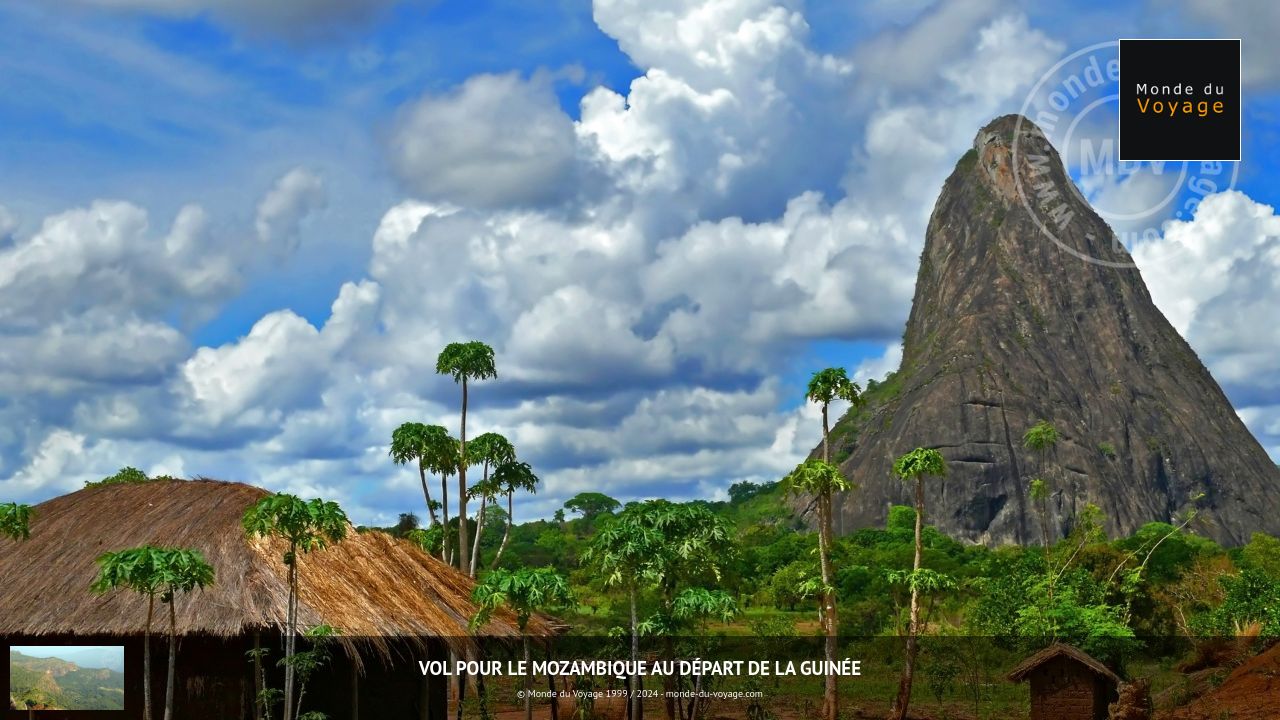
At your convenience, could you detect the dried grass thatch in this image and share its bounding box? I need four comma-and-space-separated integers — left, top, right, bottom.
0, 479, 553, 655
1007, 643, 1121, 684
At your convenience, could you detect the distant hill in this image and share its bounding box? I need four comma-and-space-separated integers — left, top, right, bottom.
9, 650, 124, 710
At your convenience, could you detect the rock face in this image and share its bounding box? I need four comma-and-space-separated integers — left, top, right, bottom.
818, 114, 1280, 546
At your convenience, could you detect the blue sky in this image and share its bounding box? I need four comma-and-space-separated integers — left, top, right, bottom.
1, 0, 1279, 525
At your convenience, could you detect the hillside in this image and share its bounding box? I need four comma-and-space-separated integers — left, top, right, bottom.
9, 650, 125, 710
813, 114, 1280, 546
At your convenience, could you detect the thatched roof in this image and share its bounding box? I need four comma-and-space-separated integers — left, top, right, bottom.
1007, 643, 1121, 684
0, 479, 554, 654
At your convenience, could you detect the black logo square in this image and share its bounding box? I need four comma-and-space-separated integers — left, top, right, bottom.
1119, 39, 1240, 161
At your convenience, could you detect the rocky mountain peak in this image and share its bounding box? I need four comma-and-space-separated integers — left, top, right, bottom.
818, 114, 1280, 546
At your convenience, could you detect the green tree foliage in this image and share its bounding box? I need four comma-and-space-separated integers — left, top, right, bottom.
1241, 532, 1280, 579
436, 340, 497, 574
242, 494, 348, 720
563, 492, 621, 522
488, 459, 539, 571
390, 422, 449, 530
472, 567, 574, 720
91, 546, 214, 720
890, 447, 947, 720
1191, 568, 1280, 636
465, 432, 517, 576
86, 466, 151, 488
0, 501, 33, 540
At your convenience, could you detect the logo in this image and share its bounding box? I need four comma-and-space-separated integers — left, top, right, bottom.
1013, 41, 1239, 268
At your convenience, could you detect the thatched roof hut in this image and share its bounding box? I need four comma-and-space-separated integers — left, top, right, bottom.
2, 479, 568, 717
0, 478, 552, 653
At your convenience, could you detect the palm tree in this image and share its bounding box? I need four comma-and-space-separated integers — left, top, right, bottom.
92, 546, 166, 720
390, 422, 444, 530
156, 549, 215, 720
0, 502, 33, 540
489, 460, 540, 571
242, 494, 348, 720
465, 432, 516, 576
888, 447, 948, 720
471, 567, 575, 720
436, 340, 497, 574
783, 459, 851, 720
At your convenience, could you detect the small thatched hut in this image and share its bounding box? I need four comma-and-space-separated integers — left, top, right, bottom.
1008, 643, 1121, 720
0, 479, 553, 720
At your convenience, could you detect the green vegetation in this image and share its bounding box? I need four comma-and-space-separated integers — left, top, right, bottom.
9, 650, 124, 710
91, 546, 214, 720
242, 493, 348, 720
0, 501, 32, 541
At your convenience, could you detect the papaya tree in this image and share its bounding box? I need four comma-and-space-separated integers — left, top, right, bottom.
488, 460, 540, 570
465, 432, 515, 576
242, 494, 348, 720
783, 459, 851, 720
0, 502, 33, 541
583, 508, 663, 720
1023, 419, 1060, 543
436, 340, 497, 574
92, 546, 166, 720
390, 422, 444, 530
888, 447, 948, 720
156, 549, 215, 720
471, 567, 574, 720
806, 367, 862, 465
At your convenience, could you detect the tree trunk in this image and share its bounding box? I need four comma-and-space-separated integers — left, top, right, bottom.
164, 599, 177, 720
440, 473, 452, 565
469, 495, 487, 577
819, 491, 838, 720
458, 378, 470, 574
420, 463, 440, 528
889, 478, 926, 720
821, 403, 829, 462
351, 662, 360, 720
546, 642, 559, 720
144, 594, 154, 720
523, 634, 533, 720
253, 633, 265, 720
283, 545, 297, 720
630, 586, 642, 720
469, 460, 490, 577
492, 492, 514, 570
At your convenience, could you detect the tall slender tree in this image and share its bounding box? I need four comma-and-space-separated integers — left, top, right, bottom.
806, 367, 863, 465
157, 549, 215, 720
471, 567, 575, 720
436, 341, 497, 574
489, 460, 540, 571
390, 422, 444, 530
428, 430, 462, 564
583, 510, 663, 720
888, 447, 948, 720
92, 546, 166, 720
783, 459, 852, 720
466, 432, 516, 576
804, 367, 861, 720
0, 502, 33, 541
243, 494, 348, 720
1023, 420, 1061, 542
